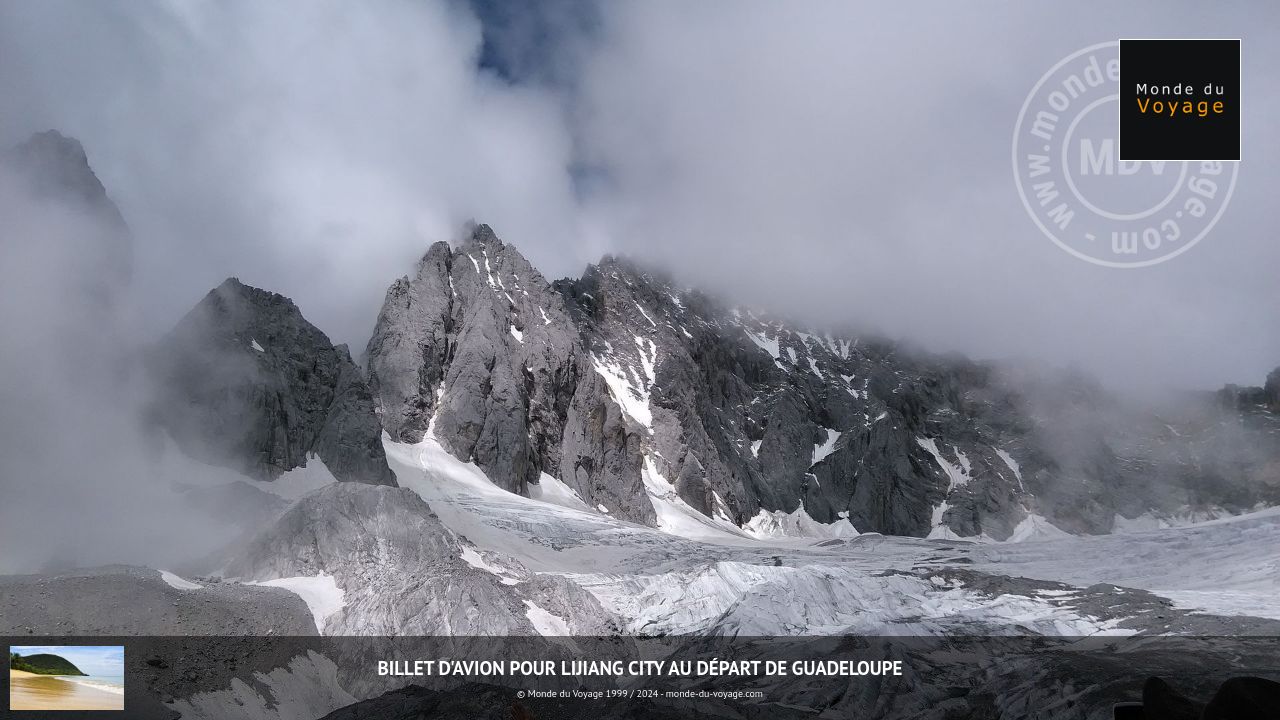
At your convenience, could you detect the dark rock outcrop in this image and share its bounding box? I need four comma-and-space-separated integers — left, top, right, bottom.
151, 278, 396, 486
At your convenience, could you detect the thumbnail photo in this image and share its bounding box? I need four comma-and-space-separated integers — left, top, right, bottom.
9, 646, 124, 711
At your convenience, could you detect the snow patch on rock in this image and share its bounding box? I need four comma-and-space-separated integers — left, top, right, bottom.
918, 437, 974, 536
741, 503, 858, 540
249, 574, 345, 633
160, 570, 203, 590
995, 448, 1024, 491
811, 429, 841, 465
744, 329, 786, 370
642, 456, 746, 540
1008, 514, 1072, 543
592, 353, 652, 429
523, 600, 571, 636
528, 472, 593, 513
633, 303, 657, 327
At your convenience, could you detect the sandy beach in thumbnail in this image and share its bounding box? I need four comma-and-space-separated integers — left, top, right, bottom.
10, 669, 124, 711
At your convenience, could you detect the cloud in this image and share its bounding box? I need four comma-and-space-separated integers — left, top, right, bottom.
11, 646, 124, 676
0, 162, 256, 573
0, 0, 1276, 394
0, 0, 585, 351
570, 2, 1280, 390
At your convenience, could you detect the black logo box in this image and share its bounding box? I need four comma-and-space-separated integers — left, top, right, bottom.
1119, 38, 1240, 161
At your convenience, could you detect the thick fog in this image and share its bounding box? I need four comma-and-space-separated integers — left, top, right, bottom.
0, 1, 1277, 570
1, 1, 1276, 390
0, 164, 255, 573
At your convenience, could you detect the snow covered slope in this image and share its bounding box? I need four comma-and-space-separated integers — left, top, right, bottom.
317, 434, 1280, 638
220, 477, 620, 636
967, 506, 1280, 620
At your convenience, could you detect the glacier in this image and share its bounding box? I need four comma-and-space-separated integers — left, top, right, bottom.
289, 432, 1280, 638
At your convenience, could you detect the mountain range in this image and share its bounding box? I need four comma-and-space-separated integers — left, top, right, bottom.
4, 130, 1280, 718
7, 130, 1278, 544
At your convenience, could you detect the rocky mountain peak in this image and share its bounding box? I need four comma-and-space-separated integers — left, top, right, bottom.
202, 277, 298, 328
2, 130, 132, 290
150, 278, 396, 487
365, 224, 1280, 539
370, 226, 575, 491
459, 221, 503, 248
7, 131, 95, 196
4, 130, 127, 231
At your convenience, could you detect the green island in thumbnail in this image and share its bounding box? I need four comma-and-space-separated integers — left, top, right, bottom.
10, 651, 87, 676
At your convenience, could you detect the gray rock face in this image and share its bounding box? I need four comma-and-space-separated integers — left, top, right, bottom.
223, 482, 619, 635
367, 225, 1280, 538
560, 367, 653, 525
364, 241, 455, 442
366, 224, 653, 522
151, 278, 396, 486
